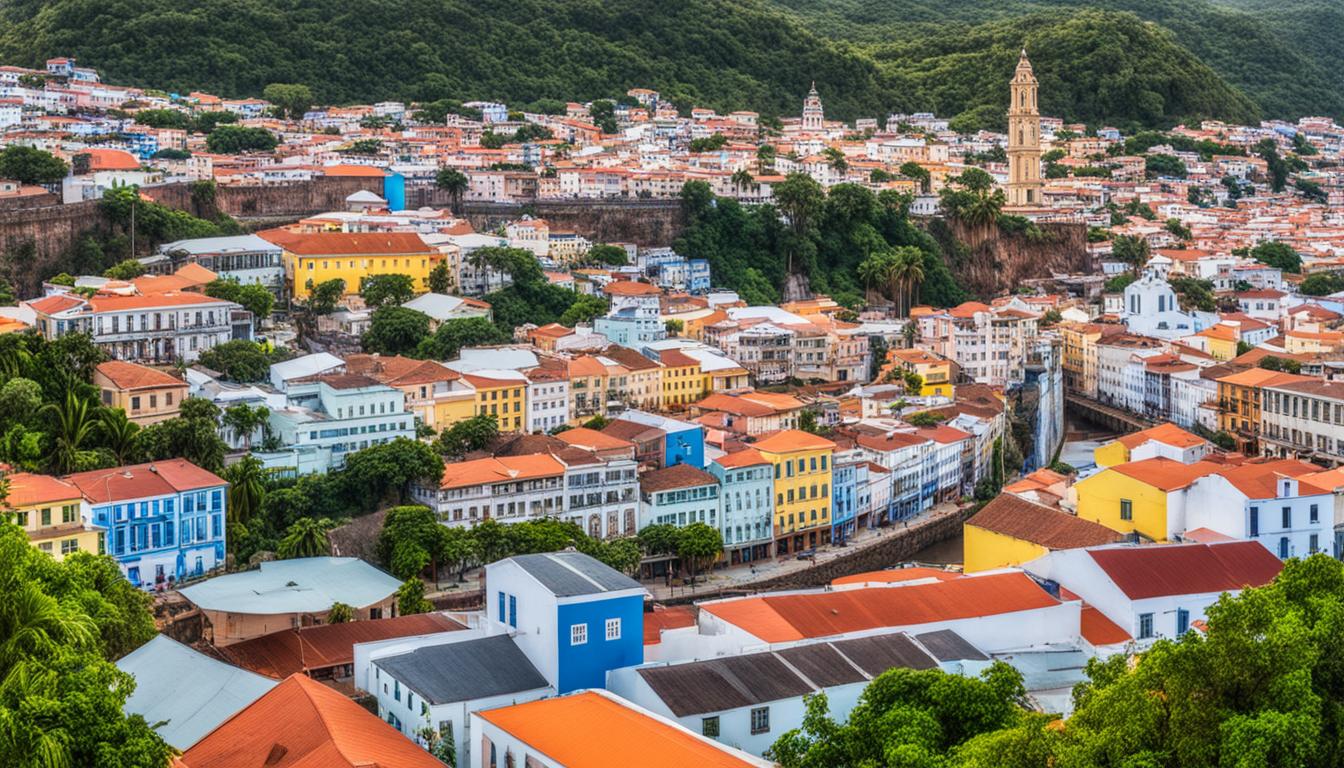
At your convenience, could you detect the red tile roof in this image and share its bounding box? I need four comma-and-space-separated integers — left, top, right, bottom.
180, 674, 444, 768
1081, 605, 1132, 645
258, 229, 434, 256
831, 567, 959, 587
1114, 422, 1207, 450
3, 472, 81, 508
1087, 541, 1283, 600
640, 463, 718, 492
66, 459, 225, 504
95, 360, 185, 391
752, 429, 835, 454
644, 605, 697, 645
968, 494, 1124, 550
1108, 458, 1221, 492
701, 571, 1059, 642
218, 614, 464, 679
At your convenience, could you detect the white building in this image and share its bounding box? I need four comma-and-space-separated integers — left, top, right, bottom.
258, 373, 417, 475
27, 290, 245, 364
1185, 462, 1334, 558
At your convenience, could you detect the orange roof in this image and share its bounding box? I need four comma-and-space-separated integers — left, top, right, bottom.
1216, 368, 1314, 388
714, 448, 769, 469
702, 571, 1058, 642
321, 165, 387, 177
1107, 458, 1221, 492
87, 291, 229, 313
831, 567, 959, 587
1212, 459, 1330, 498
1081, 605, 1131, 645
478, 691, 762, 768
1114, 422, 1207, 450
66, 459, 224, 504
258, 229, 433, 256
180, 674, 444, 768
555, 427, 634, 452
643, 605, 697, 645
737, 391, 805, 411
3, 472, 81, 508
603, 280, 662, 297
27, 294, 84, 315
81, 147, 140, 171
95, 360, 185, 391
752, 429, 835, 454
437, 454, 564, 490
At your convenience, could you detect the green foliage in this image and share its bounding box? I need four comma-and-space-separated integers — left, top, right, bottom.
1259, 355, 1303, 374
197, 339, 278, 383
1165, 217, 1192, 240
0, 522, 171, 767
205, 124, 278, 154
136, 396, 228, 472
415, 316, 508, 360
586, 244, 628, 267
363, 306, 432, 356
308, 278, 346, 314
558, 294, 609, 327
1168, 276, 1217, 312
435, 414, 499, 459
262, 82, 314, 119
193, 110, 239, 134
427, 262, 453, 294
0, 144, 68, 184
1111, 234, 1151, 273
1250, 241, 1302, 274
360, 273, 416, 308
103, 259, 146, 280
689, 133, 729, 153
396, 577, 434, 615
905, 410, 948, 427
327, 601, 353, 623
340, 437, 444, 511
1103, 272, 1136, 293
1257, 138, 1290, 192
1145, 153, 1188, 178
100, 186, 230, 254
378, 505, 448, 580
277, 516, 337, 559
1299, 272, 1344, 297
205, 278, 275, 320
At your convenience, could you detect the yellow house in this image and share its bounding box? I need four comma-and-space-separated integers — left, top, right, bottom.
260, 229, 442, 300
463, 371, 528, 432
657, 349, 704, 409
344, 354, 478, 432
93, 360, 189, 426
1189, 323, 1239, 361
4, 472, 103, 561
963, 493, 1122, 573
1093, 422, 1210, 468
887, 348, 953, 398
1073, 458, 1218, 542
754, 429, 835, 555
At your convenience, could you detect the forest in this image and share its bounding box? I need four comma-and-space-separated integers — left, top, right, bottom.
0, 0, 1297, 130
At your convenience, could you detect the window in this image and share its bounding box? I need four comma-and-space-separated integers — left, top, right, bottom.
750, 706, 770, 734
1138, 613, 1154, 639
1282, 507, 1292, 529
702, 716, 720, 738
1119, 499, 1132, 521
570, 623, 587, 645
508, 595, 517, 628
1176, 608, 1189, 635
605, 617, 621, 641
498, 591, 505, 622
1280, 537, 1290, 559
60, 539, 78, 556
1250, 506, 1259, 537
1310, 533, 1320, 553
1311, 504, 1319, 524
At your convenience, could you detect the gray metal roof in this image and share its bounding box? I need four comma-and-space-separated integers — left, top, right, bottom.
373, 635, 549, 705
179, 558, 402, 615
914, 630, 990, 662
117, 635, 277, 750
507, 551, 641, 597
636, 632, 940, 718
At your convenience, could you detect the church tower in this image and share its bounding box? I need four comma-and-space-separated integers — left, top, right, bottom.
802, 82, 824, 132
1006, 49, 1043, 208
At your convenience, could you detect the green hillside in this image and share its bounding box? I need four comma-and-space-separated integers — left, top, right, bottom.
0, 0, 1272, 129
773, 0, 1344, 120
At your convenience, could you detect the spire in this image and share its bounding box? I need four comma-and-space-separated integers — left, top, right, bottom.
1017, 47, 1032, 69
808, 81, 818, 96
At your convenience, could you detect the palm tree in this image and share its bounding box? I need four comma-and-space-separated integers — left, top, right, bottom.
435, 168, 468, 214
0, 343, 31, 381
857, 252, 890, 304
277, 517, 336, 559
97, 408, 140, 465
730, 169, 755, 197
42, 391, 95, 474
223, 403, 268, 450
893, 247, 926, 317
223, 454, 266, 529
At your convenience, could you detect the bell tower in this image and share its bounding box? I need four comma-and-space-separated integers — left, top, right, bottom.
1006, 49, 1043, 208
802, 82, 824, 132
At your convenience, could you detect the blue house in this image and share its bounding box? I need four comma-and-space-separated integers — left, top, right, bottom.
688, 259, 711, 294
67, 459, 228, 588
614, 410, 705, 469
831, 456, 858, 544
485, 552, 645, 694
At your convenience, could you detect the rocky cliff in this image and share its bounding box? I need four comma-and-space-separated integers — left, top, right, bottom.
928, 218, 1093, 299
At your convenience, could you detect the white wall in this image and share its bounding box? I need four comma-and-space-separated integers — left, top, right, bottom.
485, 559, 560, 689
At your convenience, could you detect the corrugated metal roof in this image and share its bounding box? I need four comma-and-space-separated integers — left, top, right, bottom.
912, 630, 989, 662
773, 643, 868, 688
831, 633, 940, 675
507, 551, 641, 597
1087, 541, 1283, 600
374, 635, 549, 705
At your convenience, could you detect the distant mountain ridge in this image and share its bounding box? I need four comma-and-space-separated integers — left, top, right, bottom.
0, 0, 1321, 129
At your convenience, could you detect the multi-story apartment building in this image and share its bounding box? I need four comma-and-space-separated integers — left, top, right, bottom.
343, 354, 477, 433
638, 463, 721, 533
561, 450, 639, 539
5, 472, 103, 562
1095, 334, 1165, 412
1059, 322, 1125, 399
709, 449, 775, 564
593, 280, 665, 349
708, 322, 793, 384
1259, 379, 1344, 465
259, 229, 442, 300
754, 429, 835, 555
1217, 369, 1314, 455
159, 234, 287, 301
525, 366, 571, 433
413, 454, 567, 526
28, 290, 245, 364
463, 370, 528, 432
260, 373, 417, 475
67, 459, 228, 589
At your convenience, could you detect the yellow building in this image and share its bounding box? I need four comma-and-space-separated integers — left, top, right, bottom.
1093, 422, 1210, 468
1191, 323, 1239, 361
344, 354, 478, 432
657, 349, 704, 409
1058, 322, 1124, 399
886, 348, 953, 398
463, 371, 528, 432
963, 493, 1122, 573
260, 229, 442, 300
93, 360, 189, 426
754, 429, 835, 555
1073, 458, 1217, 542
4, 472, 103, 561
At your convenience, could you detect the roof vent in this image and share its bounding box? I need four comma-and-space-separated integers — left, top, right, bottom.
264, 744, 288, 766
121, 470, 133, 479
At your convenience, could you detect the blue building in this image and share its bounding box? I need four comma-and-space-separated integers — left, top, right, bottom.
382, 171, 406, 211
613, 410, 705, 468
486, 552, 645, 694
831, 452, 861, 543
688, 259, 711, 294
709, 450, 775, 564
67, 459, 228, 588
121, 131, 159, 160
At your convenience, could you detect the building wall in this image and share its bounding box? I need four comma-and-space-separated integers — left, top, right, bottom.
1074, 471, 1169, 541
962, 525, 1048, 574
475, 383, 527, 433
286, 251, 441, 299
13, 496, 101, 562
486, 560, 559, 687
760, 445, 833, 553
556, 594, 645, 694
95, 377, 186, 425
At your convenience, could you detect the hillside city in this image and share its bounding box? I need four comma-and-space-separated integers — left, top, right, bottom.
2, 47, 1344, 768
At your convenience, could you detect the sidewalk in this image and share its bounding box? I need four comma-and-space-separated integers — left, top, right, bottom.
640, 500, 966, 602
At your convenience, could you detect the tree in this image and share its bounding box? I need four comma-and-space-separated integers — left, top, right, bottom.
339, 437, 444, 510
903, 370, 924, 396
103, 259, 146, 280
1111, 234, 1151, 274
0, 145, 68, 185
435, 168, 469, 213
899, 161, 931, 193
97, 407, 141, 465
1165, 217, 1192, 241
199, 340, 273, 382
277, 517, 337, 559
1256, 138, 1289, 192
586, 244, 628, 267
774, 173, 825, 274
675, 522, 722, 585
205, 125, 279, 154
756, 143, 776, 172
327, 602, 354, 623
363, 306, 432, 356
361, 273, 416, 308
378, 505, 447, 581
43, 390, 97, 474
417, 316, 508, 360
223, 454, 266, 531
308, 278, 346, 314
436, 414, 499, 459
262, 83, 315, 120
222, 403, 270, 449
1144, 153, 1188, 179
558, 294, 608, 327
205, 279, 274, 321
136, 397, 228, 472
665, 319, 684, 337
396, 578, 433, 615
1298, 272, 1344, 297
1250, 241, 1302, 274
427, 262, 453, 294
0, 522, 171, 768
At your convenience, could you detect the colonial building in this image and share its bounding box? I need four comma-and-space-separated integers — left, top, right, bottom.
1005, 49, 1043, 208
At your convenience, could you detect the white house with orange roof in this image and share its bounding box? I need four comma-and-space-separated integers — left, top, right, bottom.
1093, 422, 1211, 468
1184, 459, 1334, 558
594, 279, 664, 348
27, 289, 245, 364
412, 453, 567, 527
